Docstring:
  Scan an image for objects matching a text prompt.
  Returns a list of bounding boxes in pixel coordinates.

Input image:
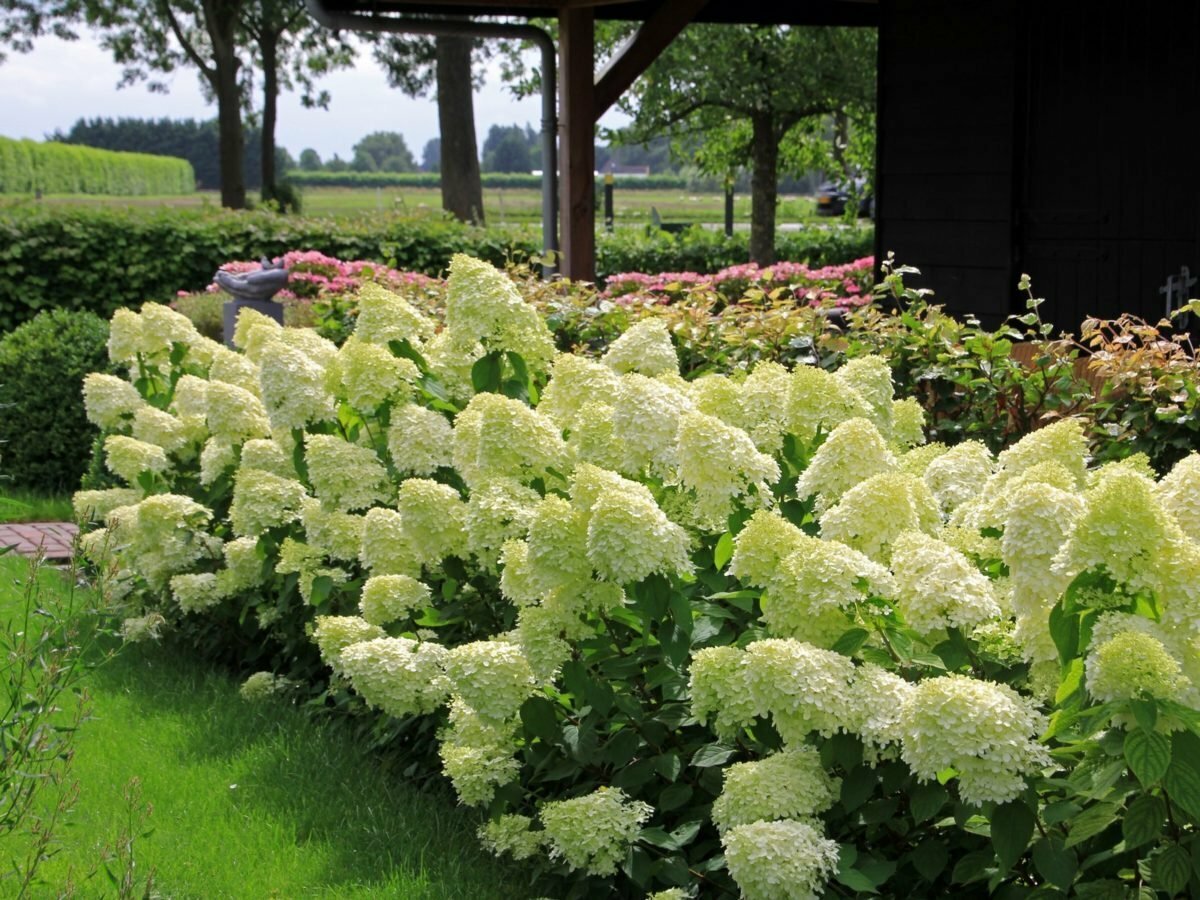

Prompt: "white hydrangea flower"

[889,530,1000,635]
[170,571,227,613]
[796,418,896,512]
[744,639,858,743]
[445,254,556,370]
[139,301,200,356]
[83,373,144,429]
[199,436,237,486]
[923,440,994,516]
[360,574,431,626]
[465,477,542,570]
[312,615,387,676]
[995,418,1088,490]
[1156,453,1200,543]
[107,307,142,363]
[610,372,695,477]
[353,282,437,347]
[676,411,780,530]
[537,353,622,430]
[104,435,170,484]
[396,478,469,565]
[787,364,873,444]
[690,646,759,740]
[258,339,336,431]
[452,392,568,489]
[820,472,940,563]
[231,306,282,352]
[891,396,927,449]
[601,317,678,377]
[897,442,949,477]
[585,485,693,585]
[712,746,839,833]
[105,493,215,591]
[848,663,914,750]
[325,336,417,412]
[239,671,294,702]
[728,509,806,586]
[1085,619,1190,705]
[72,488,143,524]
[387,404,454,476]
[539,787,653,876]
[304,435,391,512]
[240,438,293,478]
[299,498,364,563]
[477,815,544,861]
[337,636,450,718]
[228,468,308,536]
[439,700,521,806]
[205,380,272,443]
[722,819,840,900]
[834,355,894,437]
[359,507,420,576]
[521,495,592,595]
[131,405,190,457]
[445,640,536,722]
[219,536,264,594]
[898,674,1049,806]
[208,347,261,395]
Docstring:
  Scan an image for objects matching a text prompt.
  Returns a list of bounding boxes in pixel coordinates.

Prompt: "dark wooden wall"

[877,0,1200,331]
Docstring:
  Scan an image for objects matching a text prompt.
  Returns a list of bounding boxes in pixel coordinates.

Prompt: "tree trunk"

[436,36,484,224]
[748,113,778,265]
[208,1,246,210]
[260,30,279,203]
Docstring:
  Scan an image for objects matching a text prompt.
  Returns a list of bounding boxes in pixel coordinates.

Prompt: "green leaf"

[1032,836,1077,891]
[308,575,334,608]
[840,765,877,811]
[1122,794,1166,848]
[1063,801,1121,849]
[1125,728,1172,786]
[1048,600,1078,664]
[951,849,994,884]
[1152,844,1192,896]
[1130,698,1158,732]
[388,338,429,372]
[910,838,949,882]
[713,532,734,569]
[658,781,692,812]
[504,351,538,403]
[834,866,879,893]
[470,351,503,393]
[831,627,871,657]
[1055,658,1085,705]
[910,781,948,824]
[1164,731,1200,821]
[991,800,1036,872]
[690,742,736,768]
[519,696,561,744]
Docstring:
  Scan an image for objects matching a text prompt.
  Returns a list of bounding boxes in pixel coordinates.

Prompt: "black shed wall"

[876,0,1200,330]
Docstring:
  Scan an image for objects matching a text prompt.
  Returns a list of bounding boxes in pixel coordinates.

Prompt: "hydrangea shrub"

[78,255,1200,898]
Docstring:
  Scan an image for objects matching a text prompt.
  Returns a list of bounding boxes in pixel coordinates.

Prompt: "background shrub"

[0,206,872,332]
[286,170,690,191]
[0,137,193,196]
[0,308,110,491]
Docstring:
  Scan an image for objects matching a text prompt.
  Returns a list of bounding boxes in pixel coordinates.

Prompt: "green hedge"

[0,138,194,196]
[287,170,689,191]
[0,206,873,332]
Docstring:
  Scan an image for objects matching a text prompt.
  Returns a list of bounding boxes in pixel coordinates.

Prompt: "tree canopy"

[615,23,876,263]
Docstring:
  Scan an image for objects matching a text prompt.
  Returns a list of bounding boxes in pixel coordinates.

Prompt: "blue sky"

[0,31,624,161]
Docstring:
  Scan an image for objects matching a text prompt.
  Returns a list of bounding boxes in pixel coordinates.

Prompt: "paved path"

[0,522,78,559]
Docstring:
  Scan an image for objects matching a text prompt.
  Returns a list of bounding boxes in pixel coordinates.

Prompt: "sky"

[0,30,625,161]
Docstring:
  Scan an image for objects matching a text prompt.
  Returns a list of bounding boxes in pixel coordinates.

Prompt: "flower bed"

[75,257,1200,898]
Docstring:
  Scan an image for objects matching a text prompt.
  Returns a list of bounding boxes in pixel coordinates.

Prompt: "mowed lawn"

[1,184,824,227]
[0,556,534,899]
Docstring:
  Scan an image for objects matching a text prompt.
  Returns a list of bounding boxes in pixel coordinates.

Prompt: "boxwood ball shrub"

[77,258,1200,899]
[0,308,110,491]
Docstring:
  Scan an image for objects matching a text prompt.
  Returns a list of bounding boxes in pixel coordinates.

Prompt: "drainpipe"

[304,1,559,276]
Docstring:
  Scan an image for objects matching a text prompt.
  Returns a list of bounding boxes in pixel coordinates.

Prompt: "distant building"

[600,163,651,178]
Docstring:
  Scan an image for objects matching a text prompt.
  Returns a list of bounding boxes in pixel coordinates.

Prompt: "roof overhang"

[309,0,879,28]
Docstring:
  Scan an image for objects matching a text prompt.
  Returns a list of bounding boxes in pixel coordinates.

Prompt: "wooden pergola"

[307,0,878,281]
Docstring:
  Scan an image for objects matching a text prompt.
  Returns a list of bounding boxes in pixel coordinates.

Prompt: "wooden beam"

[594,0,709,117]
[559,4,595,282]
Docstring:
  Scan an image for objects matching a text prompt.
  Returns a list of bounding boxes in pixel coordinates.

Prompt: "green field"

[1,185,824,227]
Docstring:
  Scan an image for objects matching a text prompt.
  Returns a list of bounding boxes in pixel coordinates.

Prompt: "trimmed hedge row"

[0,205,873,332]
[0,137,194,196]
[286,170,690,191]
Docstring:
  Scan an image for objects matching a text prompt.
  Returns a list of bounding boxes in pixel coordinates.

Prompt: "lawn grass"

[0,488,74,524]
[1,185,824,228]
[0,555,535,899]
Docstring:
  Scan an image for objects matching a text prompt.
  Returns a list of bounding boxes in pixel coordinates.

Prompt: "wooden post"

[559,6,595,282]
[724,175,734,237]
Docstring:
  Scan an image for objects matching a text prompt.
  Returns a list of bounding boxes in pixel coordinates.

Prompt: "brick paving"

[0,522,78,559]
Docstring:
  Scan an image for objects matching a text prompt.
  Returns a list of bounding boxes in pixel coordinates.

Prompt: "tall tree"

[616,24,875,263]
[239,0,352,203]
[353,130,416,172]
[374,33,484,224]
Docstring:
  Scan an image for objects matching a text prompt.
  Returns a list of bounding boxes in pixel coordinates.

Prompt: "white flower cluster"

[538,787,652,876]
[722,819,840,900]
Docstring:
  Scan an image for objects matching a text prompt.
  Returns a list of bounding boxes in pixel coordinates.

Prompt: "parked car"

[815,179,874,218]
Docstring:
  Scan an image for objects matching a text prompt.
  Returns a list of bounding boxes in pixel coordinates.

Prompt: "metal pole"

[303,2,559,276]
[724,175,734,237]
[604,171,614,232]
